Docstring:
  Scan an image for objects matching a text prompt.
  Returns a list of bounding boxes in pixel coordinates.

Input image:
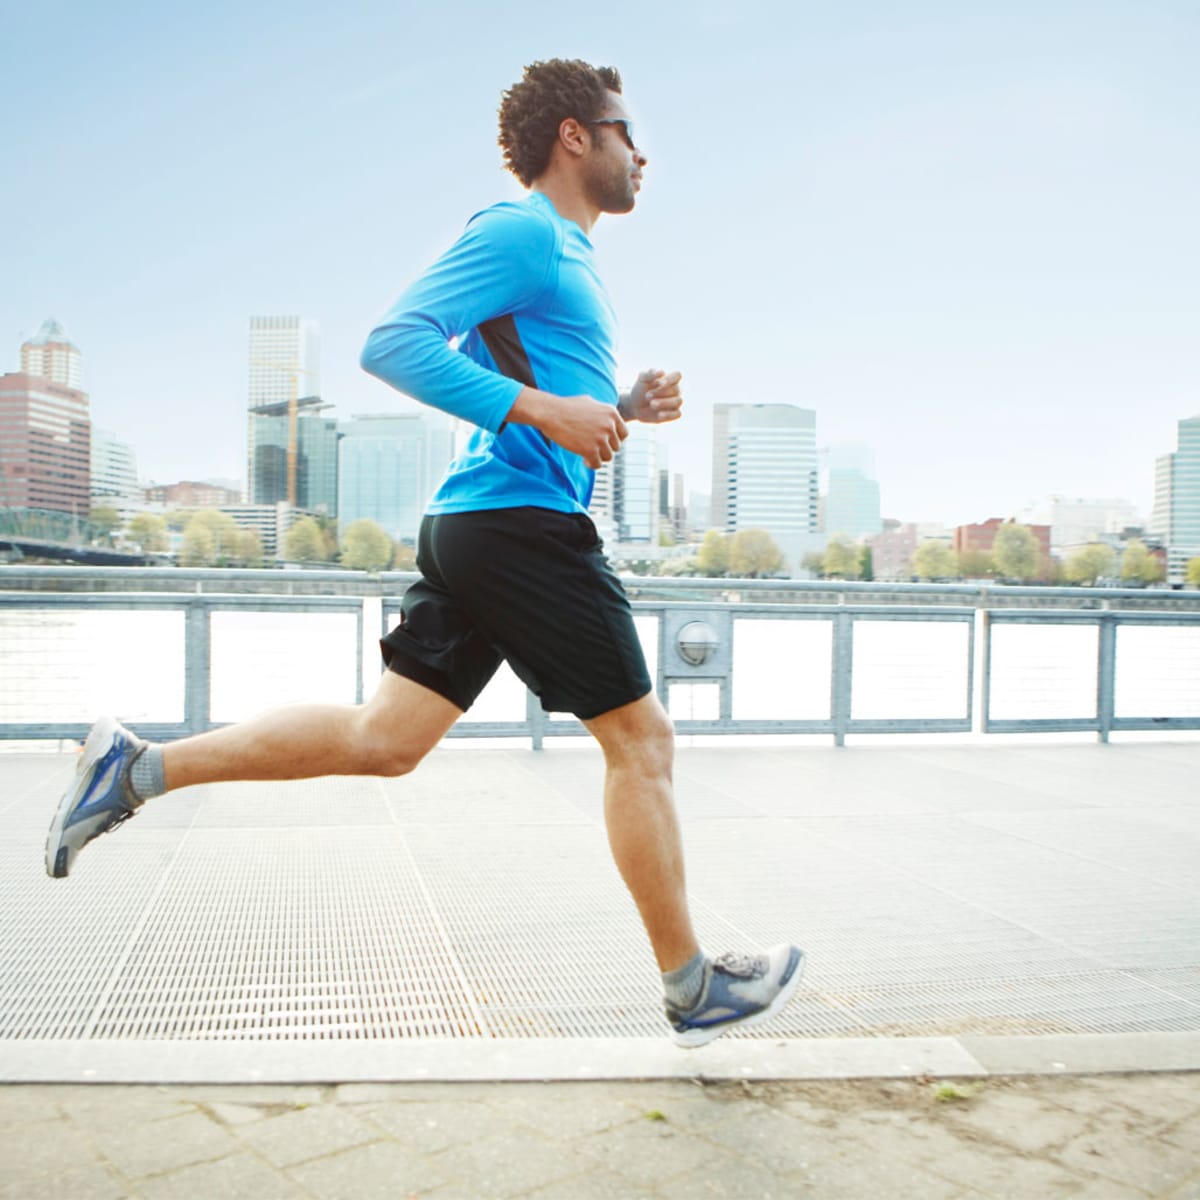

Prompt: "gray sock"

[662,951,708,1011]
[128,744,166,802]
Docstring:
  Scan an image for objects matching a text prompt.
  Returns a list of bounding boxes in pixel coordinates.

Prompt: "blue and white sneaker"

[45,717,147,879]
[666,944,805,1048]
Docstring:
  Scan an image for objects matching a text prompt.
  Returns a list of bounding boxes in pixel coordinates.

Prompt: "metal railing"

[2,568,1198,746]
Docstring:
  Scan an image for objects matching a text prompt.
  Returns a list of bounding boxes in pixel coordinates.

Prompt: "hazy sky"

[3,0,1197,526]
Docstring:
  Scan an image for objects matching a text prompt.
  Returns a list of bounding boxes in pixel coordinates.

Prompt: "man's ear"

[557,117,589,160]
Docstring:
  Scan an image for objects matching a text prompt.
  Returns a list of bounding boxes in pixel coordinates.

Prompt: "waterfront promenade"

[1,738,1198,1196]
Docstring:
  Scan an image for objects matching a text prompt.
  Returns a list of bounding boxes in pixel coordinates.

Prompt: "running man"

[45,59,804,1047]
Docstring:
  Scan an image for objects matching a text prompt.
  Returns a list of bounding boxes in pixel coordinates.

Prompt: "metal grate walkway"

[1,742,1199,1077]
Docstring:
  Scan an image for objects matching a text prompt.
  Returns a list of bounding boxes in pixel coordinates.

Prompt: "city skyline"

[4,1,1198,525]
[2,312,1180,538]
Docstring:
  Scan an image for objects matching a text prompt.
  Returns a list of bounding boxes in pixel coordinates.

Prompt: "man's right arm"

[360,205,552,435]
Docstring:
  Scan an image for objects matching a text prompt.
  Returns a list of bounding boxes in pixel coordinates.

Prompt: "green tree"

[859,545,874,582]
[231,528,262,566]
[992,523,1039,581]
[911,540,958,581]
[658,527,676,547]
[1064,543,1116,585]
[89,504,121,545]
[958,549,994,579]
[341,519,394,571]
[127,512,167,553]
[178,510,240,565]
[284,516,328,563]
[729,529,783,577]
[696,529,730,576]
[1187,558,1200,588]
[1120,539,1164,585]
[180,522,216,566]
[823,535,861,579]
[801,551,825,578]
[392,542,417,570]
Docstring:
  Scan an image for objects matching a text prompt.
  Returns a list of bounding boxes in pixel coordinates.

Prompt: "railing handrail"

[2,564,1198,609]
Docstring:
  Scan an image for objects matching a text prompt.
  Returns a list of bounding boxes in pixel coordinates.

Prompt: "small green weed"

[931,1081,984,1103]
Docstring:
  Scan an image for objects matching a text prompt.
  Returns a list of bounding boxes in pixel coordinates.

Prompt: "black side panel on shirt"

[477,314,538,389]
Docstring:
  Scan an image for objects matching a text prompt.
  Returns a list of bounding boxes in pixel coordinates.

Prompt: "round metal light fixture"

[676,620,719,667]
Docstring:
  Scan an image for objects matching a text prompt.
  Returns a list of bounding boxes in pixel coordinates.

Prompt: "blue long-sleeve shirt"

[360,192,619,515]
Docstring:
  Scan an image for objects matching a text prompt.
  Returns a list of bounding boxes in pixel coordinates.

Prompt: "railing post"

[184,600,211,736]
[832,611,853,746]
[1097,615,1116,744]
[527,688,545,751]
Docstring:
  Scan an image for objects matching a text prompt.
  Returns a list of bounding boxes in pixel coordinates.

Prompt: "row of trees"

[695,529,785,578]
[90,506,415,572]
[804,529,1182,586]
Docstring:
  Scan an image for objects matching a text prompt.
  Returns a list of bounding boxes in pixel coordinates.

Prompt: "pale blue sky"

[3,0,1197,525]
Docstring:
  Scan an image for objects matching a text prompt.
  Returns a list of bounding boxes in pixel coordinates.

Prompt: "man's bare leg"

[164,671,462,791]
[584,692,700,973]
[46,671,462,877]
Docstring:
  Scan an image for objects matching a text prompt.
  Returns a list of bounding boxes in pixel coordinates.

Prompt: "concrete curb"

[4,1031,1199,1084]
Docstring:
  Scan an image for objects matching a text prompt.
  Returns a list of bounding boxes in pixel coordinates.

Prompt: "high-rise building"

[615,427,658,543]
[250,400,339,515]
[91,428,139,502]
[822,443,882,539]
[587,429,659,546]
[0,373,90,513]
[20,318,82,391]
[711,403,818,537]
[1152,415,1200,581]
[337,412,454,542]
[247,316,321,505]
[2,319,90,514]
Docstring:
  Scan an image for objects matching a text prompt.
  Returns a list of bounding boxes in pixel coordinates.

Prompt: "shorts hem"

[383,650,469,713]
[565,684,655,722]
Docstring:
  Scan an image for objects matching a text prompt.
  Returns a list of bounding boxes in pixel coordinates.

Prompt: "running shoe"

[666,944,805,1048]
[45,716,147,878]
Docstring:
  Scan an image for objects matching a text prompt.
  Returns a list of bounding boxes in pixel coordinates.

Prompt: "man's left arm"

[618,369,683,424]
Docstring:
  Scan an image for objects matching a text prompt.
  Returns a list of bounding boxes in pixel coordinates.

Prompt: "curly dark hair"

[498,59,623,187]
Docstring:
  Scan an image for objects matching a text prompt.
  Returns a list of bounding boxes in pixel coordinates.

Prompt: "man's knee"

[589,692,675,773]
[352,673,460,777]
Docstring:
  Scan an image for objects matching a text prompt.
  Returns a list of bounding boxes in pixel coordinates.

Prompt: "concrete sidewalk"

[3,1073,1199,1199]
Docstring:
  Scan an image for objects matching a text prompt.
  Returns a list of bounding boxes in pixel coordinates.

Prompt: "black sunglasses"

[585,117,637,151]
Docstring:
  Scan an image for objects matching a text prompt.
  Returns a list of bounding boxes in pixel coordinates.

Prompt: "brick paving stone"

[795,1152,978,1200]
[434,1128,585,1199]
[523,1165,659,1199]
[175,1085,328,1108]
[96,1109,239,1179]
[1068,1075,1200,1131]
[136,1151,310,1200]
[58,1086,195,1131]
[1162,1109,1200,1153]
[0,1163,127,1200]
[359,1099,524,1154]
[235,1102,380,1167]
[489,1082,642,1139]
[575,1115,737,1189]
[1052,1127,1200,1195]
[931,1143,1146,1199]
[698,1106,828,1175]
[0,1120,98,1188]
[658,1157,813,1200]
[937,1089,1094,1154]
[206,1099,281,1127]
[0,1086,63,1129]
[287,1140,448,1200]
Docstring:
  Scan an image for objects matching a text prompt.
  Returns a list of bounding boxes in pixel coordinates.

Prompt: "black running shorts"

[380,507,653,720]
